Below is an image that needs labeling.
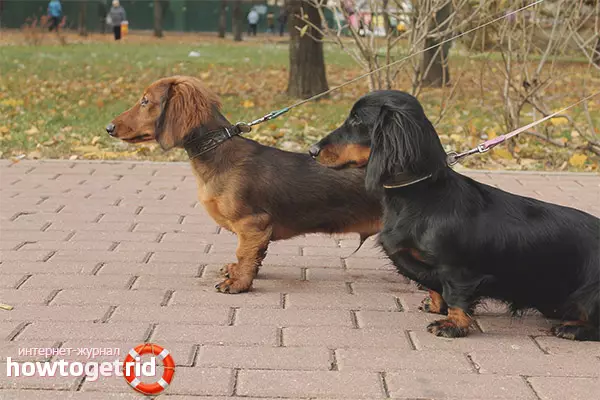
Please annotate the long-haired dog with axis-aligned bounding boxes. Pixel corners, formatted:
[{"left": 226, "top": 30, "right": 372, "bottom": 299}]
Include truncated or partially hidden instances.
[
  {"left": 106, "top": 76, "right": 381, "bottom": 293},
  {"left": 309, "top": 90, "right": 599, "bottom": 341}
]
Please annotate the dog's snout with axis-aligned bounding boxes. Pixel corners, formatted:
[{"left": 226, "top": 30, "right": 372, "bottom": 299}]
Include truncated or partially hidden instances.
[
  {"left": 106, "top": 123, "right": 116, "bottom": 136},
  {"left": 308, "top": 144, "right": 321, "bottom": 158}
]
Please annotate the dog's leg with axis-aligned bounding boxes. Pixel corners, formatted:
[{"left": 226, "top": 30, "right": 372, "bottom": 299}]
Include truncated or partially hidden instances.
[
  {"left": 420, "top": 290, "right": 448, "bottom": 315},
  {"left": 551, "top": 321, "right": 599, "bottom": 341},
  {"left": 219, "top": 263, "right": 237, "bottom": 278},
  {"left": 427, "top": 278, "right": 477, "bottom": 338},
  {"left": 215, "top": 215, "right": 272, "bottom": 294}
]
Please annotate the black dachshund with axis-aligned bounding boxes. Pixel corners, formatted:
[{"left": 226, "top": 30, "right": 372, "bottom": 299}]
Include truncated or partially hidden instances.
[{"left": 309, "top": 90, "right": 599, "bottom": 341}]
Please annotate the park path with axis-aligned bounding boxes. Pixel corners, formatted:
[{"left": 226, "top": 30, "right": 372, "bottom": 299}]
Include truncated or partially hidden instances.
[{"left": 0, "top": 160, "right": 598, "bottom": 400}]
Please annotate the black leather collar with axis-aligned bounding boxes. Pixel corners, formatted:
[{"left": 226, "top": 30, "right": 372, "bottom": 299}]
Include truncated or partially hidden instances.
[
  {"left": 382, "top": 172, "right": 433, "bottom": 189},
  {"left": 183, "top": 125, "right": 243, "bottom": 159}
]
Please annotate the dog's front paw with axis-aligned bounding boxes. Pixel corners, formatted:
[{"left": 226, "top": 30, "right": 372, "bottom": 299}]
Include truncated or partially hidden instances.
[
  {"left": 219, "top": 263, "right": 237, "bottom": 278},
  {"left": 551, "top": 323, "right": 599, "bottom": 341},
  {"left": 215, "top": 278, "right": 251, "bottom": 294},
  {"left": 427, "top": 319, "right": 469, "bottom": 338},
  {"left": 419, "top": 296, "right": 448, "bottom": 315}
]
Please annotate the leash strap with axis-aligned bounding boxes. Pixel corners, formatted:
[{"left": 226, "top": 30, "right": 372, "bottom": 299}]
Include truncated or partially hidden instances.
[{"left": 446, "top": 91, "right": 600, "bottom": 166}]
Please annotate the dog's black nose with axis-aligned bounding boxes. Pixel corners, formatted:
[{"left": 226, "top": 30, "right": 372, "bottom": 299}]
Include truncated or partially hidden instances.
[
  {"left": 308, "top": 145, "right": 321, "bottom": 158},
  {"left": 106, "top": 123, "right": 116, "bottom": 136}
]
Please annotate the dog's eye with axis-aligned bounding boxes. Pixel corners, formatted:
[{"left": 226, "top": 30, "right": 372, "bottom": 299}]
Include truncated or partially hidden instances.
[{"left": 140, "top": 97, "right": 149, "bottom": 106}]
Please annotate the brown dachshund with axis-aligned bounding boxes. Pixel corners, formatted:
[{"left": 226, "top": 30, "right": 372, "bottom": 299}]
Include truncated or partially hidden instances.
[{"left": 107, "top": 76, "right": 382, "bottom": 293}]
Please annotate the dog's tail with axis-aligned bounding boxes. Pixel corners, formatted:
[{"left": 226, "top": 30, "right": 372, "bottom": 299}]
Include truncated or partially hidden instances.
[{"left": 342, "top": 233, "right": 374, "bottom": 259}]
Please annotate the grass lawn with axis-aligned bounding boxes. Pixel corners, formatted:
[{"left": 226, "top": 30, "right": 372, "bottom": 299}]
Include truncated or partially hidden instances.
[{"left": 1, "top": 31, "right": 598, "bottom": 171}]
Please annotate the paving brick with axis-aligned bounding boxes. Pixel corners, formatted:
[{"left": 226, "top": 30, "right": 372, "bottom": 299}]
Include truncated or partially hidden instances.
[
  {"left": 69, "top": 231, "right": 160, "bottom": 242},
  {"left": 115, "top": 241, "right": 209, "bottom": 253},
  {"left": 279, "top": 235, "right": 339, "bottom": 247},
  {"left": 171, "top": 289, "right": 282, "bottom": 308},
  {"left": 19, "top": 241, "right": 115, "bottom": 251},
  {"left": 197, "top": 345, "right": 332, "bottom": 370},
  {"left": 20, "top": 275, "right": 133, "bottom": 290},
  {"left": 81, "top": 366, "right": 234, "bottom": 396},
  {"left": 1, "top": 305, "right": 109, "bottom": 322},
  {"left": 0, "top": 363, "right": 80, "bottom": 390},
  {"left": 477, "top": 315, "right": 553, "bottom": 336},
  {"left": 287, "top": 293, "right": 399, "bottom": 311},
  {"left": 263, "top": 254, "right": 343, "bottom": 268},
  {"left": 0, "top": 242, "right": 21, "bottom": 251},
  {"left": 150, "top": 251, "right": 234, "bottom": 264},
  {"left": 16, "top": 322, "right": 150, "bottom": 341},
  {"left": 0, "top": 231, "right": 71, "bottom": 243},
  {"left": 50, "top": 250, "right": 149, "bottom": 263},
  {"left": 0, "top": 261, "right": 97, "bottom": 275},
  {"left": 0, "top": 250, "right": 53, "bottom": 262},
  {"left": 0, "top": 274, "right": 26, "bottom": 289},
  {"left": 527, "top": 377, "right": 598, "bottom": 400},
  {"left": 338, "top": 348, "right": 473, "bottom": 373},
  {"left": 237, "top": 370, "right": 383, "bottom": 398},
  {"left": 250, "top": 279, "right": 349, "bottom": 294},
  {"left": 51, "top": 289, "right": 166, "bottom": 306},
  {"left": 303, "top": 247, "right": 383, "bottom": 258},
  {"left": 344, "top": 256, "right": 394, "bottom": 270},
  {"left": 284, "top": 327, "right": 412, "bottom": 349},
  {"left": 0, "top": 322, "right": 21, "bottom": 340},
  {"left": 134, "top": 222, "right": 219, "bottom": 233},
  {"left": 470, "top": 352, "right": 599, "bottom": 377},
  {"left": 410, "top": 331, "right": 543, "bottom": 353},
  {"left": 0, "top": 289, "right": 55, "bottom": 305},
  {"left": 357, "top": 310, "right": 439, "bottom": 329},
  {"left": 236, "top": 308, "right": 353, "bottom": 327},
  {"left": 100, "top": 213, "right": 183, "bottom": 224},
  {"left": 152, "top": 324, "right": 276, "bottom": 346},
  {"left": 46, "top": 221, "right": 133, "bottom": 232},
  {"left": 0, "top": 221, "right": 49, "bottom": 231},
  {"left": 386, "top": 371, "right": 537, "bottom": 399},
  {"left": 131, "top": 275, "right": 208, "bottom": 290},
  {"left": 307, "top": 267, "right": 408, "bottom": 283},
  {"left": 161, "top": 232, "right": 238, "bottom": 244},
  {"left": 110, "top": 306, "right": 229, "bottom": 325},
  {"left": 534, "top": 336, "right": 600, "bottom": 357},
  {"left": 98, "top": 262, "right": 201, "bottom": 276}
]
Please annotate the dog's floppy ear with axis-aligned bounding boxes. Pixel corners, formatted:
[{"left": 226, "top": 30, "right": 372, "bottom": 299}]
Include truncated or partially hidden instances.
[
  {"left": 154, "top": 78, "right": 222, "bottom": 150},
  {"left": 365, "top": 104, "right": 446, "bottom": 190}
]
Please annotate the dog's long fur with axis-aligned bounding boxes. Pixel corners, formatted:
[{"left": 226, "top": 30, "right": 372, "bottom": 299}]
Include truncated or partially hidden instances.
[
  {"left": 108, "top": 76, "right": 381, "bottom": 293},
  {"left": 311, "top": 90, "right": 600, "bottom": 341}
]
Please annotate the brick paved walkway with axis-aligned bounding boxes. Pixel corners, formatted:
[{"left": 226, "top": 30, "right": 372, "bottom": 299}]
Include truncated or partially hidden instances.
[{"left": 0, "top": 160, "right": 598, "bottom": 400}]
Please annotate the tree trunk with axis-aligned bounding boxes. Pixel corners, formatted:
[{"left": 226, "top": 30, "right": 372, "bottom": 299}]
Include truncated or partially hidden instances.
[
  {"left": 232, "top": 0, "right": 242, "bottom": 41},
  {"left": 218, "top": 0, "right": 227, "bottom": 38},
  {"left": 382, "top": 0, "right": 391, "bottom": 35},
  {"left": 154, "top": 0, "right": 163, "bottom": 38},
  {"left": 78, "top": 1, "right": 87, "bottom": 36},
  {"left": 286, "top": 0, "right": 329, "bottom": 98},
  {"left": 421, "top": 2, "right": 453, "bottom": 87}
]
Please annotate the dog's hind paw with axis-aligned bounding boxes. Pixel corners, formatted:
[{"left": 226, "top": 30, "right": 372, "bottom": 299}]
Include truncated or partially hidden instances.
[
  {"left": 551, "top": 323, "right": 599, "bottom": 341},
  {"left": 419, "top": 296, "right": 448, "bottom": 315},
  {"left": 215, "top": 278, "right": 251, "bottom": 294},
  {"left": 427, "top": 319, "right": 469, "bottom": 338},
  {"left": 219, "top": 263, "right": 237, "bottom": 278}
]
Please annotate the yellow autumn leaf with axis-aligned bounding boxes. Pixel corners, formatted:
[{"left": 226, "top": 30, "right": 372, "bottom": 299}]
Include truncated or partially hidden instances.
[
  {"left": 242, "top": 100, "right": 255, "bottom": 108},
  {"left": 91, "top": 136, "right": 101, "bottom": 145},
  {"left": 25, "top": 126, "right": 39, "bottom": 135},
  {"left": 299, "top": 25, "right": 309, "bottom": 37},
  {"left": 568, "top": 153, "right": 587, "bottom": 167},
  {"left": 550, "top": 117, "right": 568, "bottom": 126},
  {"left": 492, "top": 148, "right": 513, "bottom": 160}
]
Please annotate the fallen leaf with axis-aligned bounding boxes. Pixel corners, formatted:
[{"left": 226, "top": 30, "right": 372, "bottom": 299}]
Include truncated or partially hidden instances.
[
  {"left": 25, "top": 126, "right": 39, "bottom": 135},
  {"left": 492, "top": 148, "right": 513, "bottom": 160},
  {"left": 242, "top": 100, "right": 255, "bottom": 108},
  {"left": 568, "top": 153, "right": 587, "bottom": 167},
  {"left": 91, "top": 136, "right": 101, "bottom": 145},
  {"left": 550, "top": 117, "right": 568, "bottom": 126},
  {"left": 69, "top": 155, "right": 78, "bottom": 160},
  {"left": 28, "top": 151, "right": 42, "bottom": 159}
]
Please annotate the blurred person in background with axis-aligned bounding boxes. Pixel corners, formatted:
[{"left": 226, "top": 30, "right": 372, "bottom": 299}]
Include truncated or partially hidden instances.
[
  {"left": 109, "top": 0, "right": 127, "bottom": 40},
  {"left": 47, "top": 0, "right": 62, "bottom": 32},
  {"left": 247, "top": 8, "right": 259, "bottom": 36}
]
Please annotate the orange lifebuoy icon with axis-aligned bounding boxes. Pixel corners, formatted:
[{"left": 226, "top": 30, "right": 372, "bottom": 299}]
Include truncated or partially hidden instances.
[{"left": 123, "top": 343, "right": 175, "bottom": 395}]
